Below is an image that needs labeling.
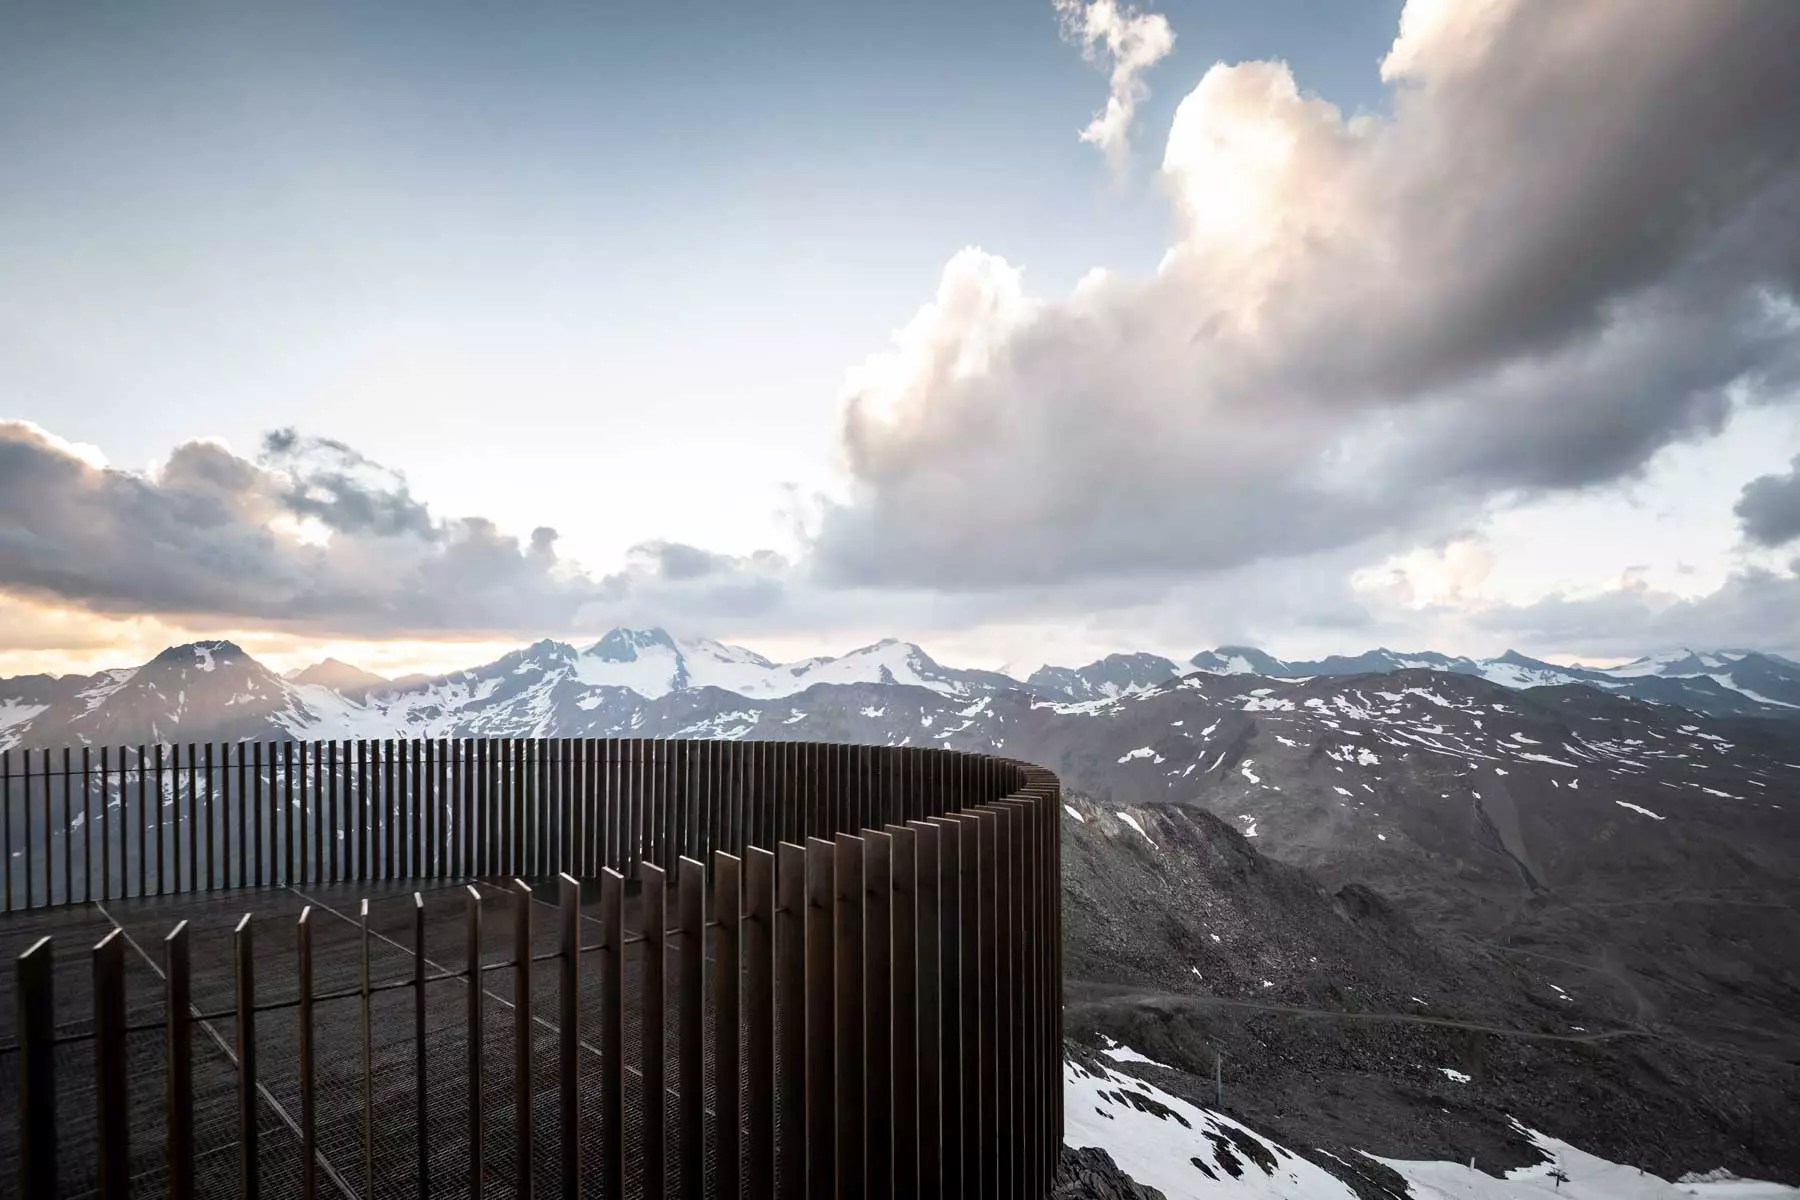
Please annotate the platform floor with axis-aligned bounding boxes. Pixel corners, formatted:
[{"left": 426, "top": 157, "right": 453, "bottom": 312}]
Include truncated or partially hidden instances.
[{"left": 0, "top": 877, "right": 747, "bottom": 1199}]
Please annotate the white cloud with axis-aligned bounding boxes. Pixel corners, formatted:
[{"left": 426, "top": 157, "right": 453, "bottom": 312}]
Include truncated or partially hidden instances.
[
  {"left": 1054, "top": 0, "right": 1176, "bottom": 168},
  {"left": 819, "top": 0, "right": 1800, "bottom": 602}
]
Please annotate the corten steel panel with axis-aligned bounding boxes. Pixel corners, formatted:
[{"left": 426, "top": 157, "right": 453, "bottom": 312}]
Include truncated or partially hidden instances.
[
  {"left": 381, "top": 737, "right": 394, "bottom": 881},
  {"left": 162, "top": 920, "right": 195, "bottom": 1200},
  {"left": 774, "top": 841, "right": 807, "bottom": 1200},
  {"left": 945, "top": 811, "right": 982, "bottom": 1198},
  {"left": 716, "top": 851, "right": 745, "bottom": 1200},
  {"left": 423, "top": 740, "right": 434, "bottom": 878},
  {"left": 299, "top": 907, "right": 318, "bottom": 1200},
  {"left": 324, "top": 743, "right": 335, "bottom": 885},
  {"left": 414, "top": 891, "right": 430, "bottom": 1200},
  {"left": 150, "top": 744, "right": 161, "bottom": 897},
  {"left": 627, "top": 739, "right": 642, "bottom": 877},
  {"left": 514, "top": 879, "right": 536, "bottom": 1199},
  {"left": 559, "top": 873, "right": 582, "bottom": 1200},
  {"left": 802, "top": 836, "right": 835, "bottom": 1200},
  {"left": 466, "top": 886, "right": 486, "bottom": 1194},
  {"left": 971, "top": 809, "right": 1000, "bottom": 1197},
  {"left": 473, "top": 738, "right": 485, "bottom": 877},
  {"left": 493, "top": 738, "right": 506, "bottom": 876},
  {"left": 3, "top": 752, "right": 11, "bottom": 913},
  {"left": 17, "top": 937, "right": 55, "bottom": 1194},
  {"left": 600, "top": 868, "right": 627, "bottom": 1200},
  {"left": 999, "top": 796, "right": 1036, "bottom": 1200},
  {"left": 282, "top": 744, "right": 293, "bottom": 888},
  {"left": 354, "top": 740, "right": 366, "bottom": 882},
  {"left": 746, "top": 845, "right": 778, "bottom": 1200},
  {"left": 411, "top": 739, "right": 422, "bottom": 879},
  {"left": 514, "top": 738, "right": 528, "bottom": 878},
  {"left": 653, "top": 739, "right": 669, "bottom": 874},
  {"left": 860, "top": 831, "right": 896, "bottom": 1200},
  {"left": 643, "top": 739, "right": 658, "bottom": 874},
  {"left": 977, "top": 804, "right": 1019, "bottom": 1200},
  {"left": 642, "top": 860, "right": 668, "bottom": 1195},
  {"left": 864, "top": 828, "right": 897, "bottom": 1200},
  {"left": 883, "top": 823, "right": 920, "bottom": 1199},
  {"left": 907, "top": 819, "right": 943, "bottom": 1200},
  {"left": 923, "top": 814, "right": 963, "bottom": 1200},
  {"left": 236, "top": 914, "right": 259, "bottom": 1200},
  {"left": 679, "top": 856, "right": 707, "bottom": 1200},
  {"left": 597, "top": 740, "right": 613, "bottom": 873},
  {"left": 834, "top": 832, "right": 867, "bottom": 1198},
  {"left": 726, "top": 741, "right": 742, "bottom": 859}
]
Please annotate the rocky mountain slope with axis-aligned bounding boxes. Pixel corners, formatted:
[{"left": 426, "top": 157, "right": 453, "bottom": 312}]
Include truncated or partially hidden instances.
[
  {"left": 5, "top": 631, "right": 1799, "bottom": 1191},
  {"left": 1184, "top": 645, "right": 1800, "bottom": 721}
]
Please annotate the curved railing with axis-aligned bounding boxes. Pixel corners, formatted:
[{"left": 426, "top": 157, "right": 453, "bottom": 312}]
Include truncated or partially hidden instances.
[{"left": 1, "top": 738, "right": 1063, "bottom": 1199}]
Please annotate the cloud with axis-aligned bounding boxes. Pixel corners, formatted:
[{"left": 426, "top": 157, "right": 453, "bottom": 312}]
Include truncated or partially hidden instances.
[
  {"left": 0, "top": 420, "right": 793, "bottom": 640},
  {"left": 1735, "top": 455, "right": 1800, "bottom": 547},
  {"left": 819, "top": 0, "right": 1800, "bottom": 592},
  {"left": 1469, "top": 563, "right": 1800, "bottom": 660},
  {"left": 1054, "top": 0, "right": 1175, "bottom": 168}
]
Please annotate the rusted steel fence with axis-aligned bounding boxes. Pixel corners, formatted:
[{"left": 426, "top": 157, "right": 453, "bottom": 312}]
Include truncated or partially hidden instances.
[{"left": 0, "top": 738, "right": 1062, "bottom": 1198}]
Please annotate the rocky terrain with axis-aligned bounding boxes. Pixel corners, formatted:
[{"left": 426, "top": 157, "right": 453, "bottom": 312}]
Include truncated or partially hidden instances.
[{"left": 4, "top": 630, "right": 1799, "bottom": 1194}]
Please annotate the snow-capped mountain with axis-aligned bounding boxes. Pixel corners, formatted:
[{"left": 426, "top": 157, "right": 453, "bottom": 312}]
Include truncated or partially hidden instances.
[
  {"left": 1186, "top": 645, "right": 1800, "bottom": 720},
  {"left": 287, "top": 657, "right": 390, "bottom": 698},
  {"left": 1025, "top": 652, "right": 1182, "bottom": 701},
  {"left": 1, "top": 641, "right": 339, "bottom": 752}
]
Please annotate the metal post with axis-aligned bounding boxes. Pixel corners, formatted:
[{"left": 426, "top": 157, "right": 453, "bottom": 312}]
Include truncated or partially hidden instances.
[
  {"left": 908, "top": 819, "right": 943, "bottom": 1199},
  {"left": 835, "top": 832, "right": 867, "bottom": 1198},
  {"left": 803, "top": 836, "right": 835, "bottom": 1200},
  {"left": 642, "top": 859, "right": 667, "bottom": 1196},
  {"left": 19, "top": 936, "right": 57, "bottom": 1192},
  {"left": 717, "top": 851, "right": 746, "bottom": 1200},
  {"left": 558, "top": 873, "right": 581, "bottom": 1200},
  {"left": 678, "top": 855, "right": 706, "bottom": 1200},
  {"left": 514, "top": 877, "right": 533, "bottom": 1200},
  {"left": 2, "top": 751, "right": 11, "bottom": 912},
  {"left": 135, "top": 744, "right": 146, "bottom": 898},
  {"left": 884, "top": 823, "right": 919, "bottom": 1199},
  {"left": 361, "top": 898, "right": 373, "bottom": 1195},
  {"left": 415, "top": 892, "right": 430, "bottom": 1200},
  {"left": 81, "top": 746, "right": 92, "bottom": 904},
  {"left": 236, "top": 914, "right": 259, "bottom": 1200},
  {"left": 774, "top": 841, "right": 805, "bottom": 1200},
  {"left": 95, "top": 928, "right": 129, "bottom": 1199},
  {"left": 249, "top": 742, "right": 262, "bottom": 888},
  {"left": 864, "top": 830, "right": 895, "bottom": 1200},
  {"left": 299, "top": 907, "right": 317, "bottom": 1200},
  {"left": 466, "top": 885, "right": 485, "bottom": 1197},
  {"left": 166, "top": 920, "right": 195, "bottom": 1199},
  {"left": 599, "top": 867, "right": 625, "bottom": 1200}
]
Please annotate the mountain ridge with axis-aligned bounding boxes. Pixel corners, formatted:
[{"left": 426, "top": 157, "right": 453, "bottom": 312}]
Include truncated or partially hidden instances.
[{"left": 6, "top": 629, "right": 1800, "bottom": 755}]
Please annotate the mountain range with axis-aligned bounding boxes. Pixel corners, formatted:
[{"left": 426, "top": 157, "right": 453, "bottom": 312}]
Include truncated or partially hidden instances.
[
  {"left": 2, "top": 629, "right": 1798, "bottom": 1187},
  {"left": 5, "top": 630, "right": 1800, "bottom": 755}
]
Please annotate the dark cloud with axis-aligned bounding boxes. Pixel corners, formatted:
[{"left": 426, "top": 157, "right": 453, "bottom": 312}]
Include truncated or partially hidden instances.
[
  {"left": 0, "top": 421, "right": 788, "bottom": 639},
  {"left": 260, "top": 427, "right": 438, "bottom": 540},
  {"left": 817, "top": 0, "right": 1800, "bottom": 590},
  {"left": 1735, "top": 455, "right": 1800, "bottom": 547}
]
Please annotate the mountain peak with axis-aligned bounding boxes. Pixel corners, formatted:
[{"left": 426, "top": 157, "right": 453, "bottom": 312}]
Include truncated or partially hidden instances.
[
  {"left": 585, "top": 627, "right": 677, "bottom": 662},
  {"left": 151, "top": 641, "right": 247, "bottom": 672},
  {"left": 290, "top": 658, "right": 390, "bottom": 691}
]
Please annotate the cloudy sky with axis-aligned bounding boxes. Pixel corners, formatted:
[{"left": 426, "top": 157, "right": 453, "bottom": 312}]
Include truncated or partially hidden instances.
[{"left": 4, "top": 0, "right": 1800, "bottom": 679}]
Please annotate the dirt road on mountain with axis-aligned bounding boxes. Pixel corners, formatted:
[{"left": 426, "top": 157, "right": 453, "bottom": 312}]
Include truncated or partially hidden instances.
[{"left": 1064, "top": 983, "right": 1640, "bottom": 1044}]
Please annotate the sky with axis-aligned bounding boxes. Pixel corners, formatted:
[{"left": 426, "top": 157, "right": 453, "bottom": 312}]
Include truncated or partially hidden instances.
[{"left": 3, "top": 0, "right": 1800, "bottom": 680}]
